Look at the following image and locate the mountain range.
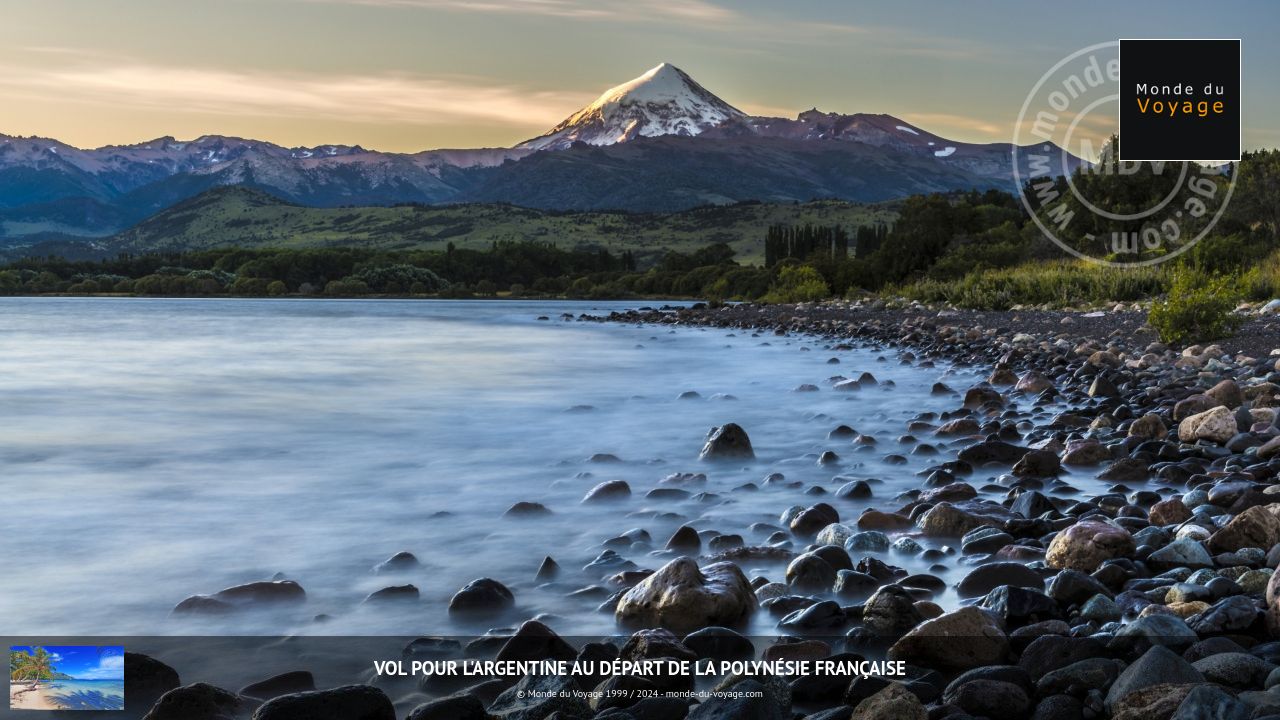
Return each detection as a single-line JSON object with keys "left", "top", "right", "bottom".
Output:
{"left": 0, "top": 63, "right": 1079, "bottom": 251}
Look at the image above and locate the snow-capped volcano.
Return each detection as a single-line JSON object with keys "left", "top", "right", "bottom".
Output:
{"left": 517, "top": 63, "right": 745, "bottom": 151}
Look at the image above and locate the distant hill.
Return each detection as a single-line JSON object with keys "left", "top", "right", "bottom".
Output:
{"left": 95, "top": 186, "right": 894, "bottom": 265}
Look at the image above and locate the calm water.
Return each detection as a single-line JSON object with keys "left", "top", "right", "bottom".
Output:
{"left": 0, "top": 298, "right": 1001, "bottom": 637}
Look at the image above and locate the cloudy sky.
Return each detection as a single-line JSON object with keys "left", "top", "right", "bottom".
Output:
{"left": 2, "top": 0, "right": 1276, "bottom": 152}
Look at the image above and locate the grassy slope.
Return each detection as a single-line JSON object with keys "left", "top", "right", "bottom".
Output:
{"left": 109, "top": 187, "right": 896, "bottom": 264}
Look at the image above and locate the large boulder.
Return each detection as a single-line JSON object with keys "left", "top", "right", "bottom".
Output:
{"left": 1045, "top": 521, "right": 1135, "bottom": 572}
{"left": 1206, "top": 505, "right": 1280, "bottom": 553}
{"left": 1177, "top": 406, "right": 1237, "bottom": 444}
{"left": 615, "top": 557, "right": 755, "bottom": 633}
{"left": 887, "top": 606, "right": 1010, "bottom": 672}
{"left": 699, "top": 424, "right": 754, "bottom": 460}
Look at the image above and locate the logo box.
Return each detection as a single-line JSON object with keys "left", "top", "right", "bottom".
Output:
{"left": 1119, "top": 39, "right": 1242, "bottom": 161}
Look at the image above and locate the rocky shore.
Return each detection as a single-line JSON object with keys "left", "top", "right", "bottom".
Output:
{"left": 122, "top": 299, "right": 1280, "bottom": 719}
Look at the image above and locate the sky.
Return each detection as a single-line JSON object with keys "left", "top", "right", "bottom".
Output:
{"left": 11, "top": 646, "right": 124, "bottom": 680}
{"left": 1, "top": 0, "right": 1277, "bottom": 153}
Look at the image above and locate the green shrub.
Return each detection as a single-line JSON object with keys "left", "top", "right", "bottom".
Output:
{"left": 763, "top": 265, "right": 831, "bottom": 303}
{"left": 267, "top": 280, "right": 288, "bottom": 296}
{"left": 1147, "top": 266, "right": 1243, "bottom": 345}
{"left": 322, "top": 278, "right": 370, "bottom": 296}
{"left": 897, "top": 260, "right": 1166, "bottom": 310}
{"left": 352, "top": 264, "right": 447, "bottom": 293}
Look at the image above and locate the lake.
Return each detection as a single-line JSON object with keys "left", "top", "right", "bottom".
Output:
{"left": 0, "top": 297, "right": 987, "bottom": 638}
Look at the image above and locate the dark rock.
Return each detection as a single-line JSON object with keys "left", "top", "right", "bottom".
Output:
{"left": 536, "top": 556, "right": 560, "bottom": 581}
{"left": 690, "top": 677, "right": 788, "bottom": 719}
{"left": 363, "top": 584, "right": 418, "bottom": 603}
{"left": 791, "top": 504, "right": 840, "bottom": 536}
{"left": 1018, "top": 635, "right": 1106, "bottom": 678}
{"left": 979, "top": 585, "right": 1060, "bottom": 626}
{"left": 958, "top": 439, "right": 1027, "bottom": 465}
{"left": 497, "top": 620, "right": 578, "bottom": 662}
{"left": 505, "top": 502, "right": 553, "bottom": 517}
{"left": 1013, "top": 451, "right": 1062, "bottom": 478}
{"left": 373, "top": 551, "right": 419, "bottom": 573}
{"left": 583, "top": 480, "right": 632, "bottom": 503}
{"left": 447, "top": 578, "right": 515, "bottom": 616}
{"left": 1169, "top": 683, "right": 1250, "bottom": 720}
{"left": 252, "top": 685, "right": 395, "bottom": 720}
{"left": 592, "top": 675, "right": 659, "bottom": 712}
{"left": 239, "top": 671, "right": 316, "bottom": 701}
{"left": 833, "top": 570, "right": 879, "bottom": 601}
{"left": 786, "top": 553, "right": 837, "bottom": 592}
{"left": 957, "top": 562, "right": 1044, "bottom": 598}
{"left": 124, "top": 652, "right": 181, "bottom": 713}
{"left": 683, "top": 627, "right": 754, "bottom": 661}
{"left": 407, "top": 695, "right": 487, "bottom": 720}
{"left": 174, "top": 581, "right": 305, "bottom": 614}
{"left": 700, "top": 424, "right": 755, "bottom": 460}
{"left": 942, "top": 679, "right": 1030, "bottom": 720}
{"left": 1046, "top": 569, "right": 1113, "bottom": 606}
{"left": 615, "top": 557, "right": 755, "bottom": 633}
{"left": 1031, "top": 694, "right": 1085, "bottom": 720}
{"left": 778, "top": 600, "right": 846, "bottom": 631}
{"left": 1188, "top": 595, "right": 1262, "bottom": 634}
{"left": 861, "top": 585, "right": 925, "bottom": 637}
{"left": 620, "top": 628, "right": 697, "bottom": 662}
{"left": 488, "top": 675, "right": 589, "bottom": 720}
{"left": 1191, "top": 651, "right": 1274, "bottom": 688}
{"left": 666, "top": 526, "right": 701, "bottom": 553}
{"left": 1104, "top": 645, "right": 1204, "bottom": 711}
{"left": 1011, "top": 490, "right": 1055, "bottom": 518}
{"left": 1035, "top": 657, "right": 1122, "bottom": 697}
{"left": 143, "top": 683, "right": 243, "bottom": 720}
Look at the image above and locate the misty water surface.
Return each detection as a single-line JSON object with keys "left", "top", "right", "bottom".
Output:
{"left": 0, "top": 298, "right": 1042, "bottom": 638}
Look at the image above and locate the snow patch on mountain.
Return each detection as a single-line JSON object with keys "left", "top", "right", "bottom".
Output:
{"left": 517, "top": 63, "right": 745, "bottom": 151}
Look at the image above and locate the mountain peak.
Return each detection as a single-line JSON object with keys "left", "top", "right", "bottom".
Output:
{"left": 517, "top": 63, "right": 744, "bottom": 151}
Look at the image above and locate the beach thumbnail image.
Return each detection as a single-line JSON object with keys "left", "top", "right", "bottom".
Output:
{"left": 9, "top": 646, "right": 124, "bottom": 711}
